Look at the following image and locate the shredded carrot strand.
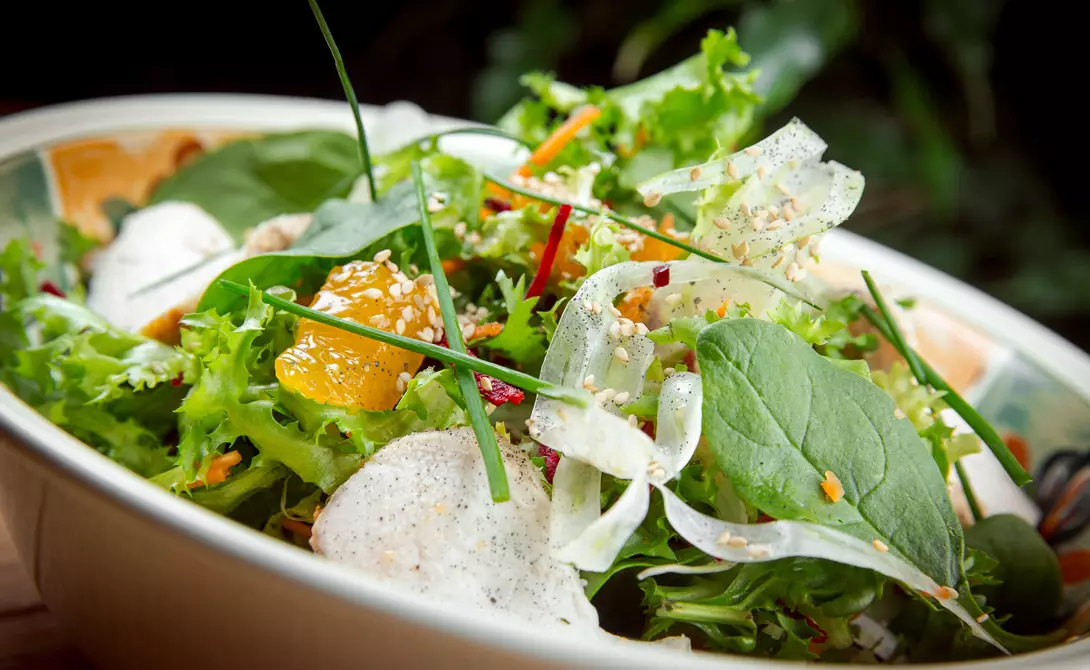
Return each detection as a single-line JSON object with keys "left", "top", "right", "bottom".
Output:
{"left": 470, "top": 322, "right": 504, "bottom": 340}
{"left": 441, "top": 258, "right": 466, "bottom": 275}
{"left": 280, "top": 518, "right": 313, "bottom": 538}
{"left": 187, "top": 451, "right": 242, "bottom": 489}
{"left": 516, "top": 106, "right": 601, "bottom": 178}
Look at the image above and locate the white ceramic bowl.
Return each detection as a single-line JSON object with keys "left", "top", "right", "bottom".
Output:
{"left": 2, "top": 95, "right": 1089, "bottom": 669}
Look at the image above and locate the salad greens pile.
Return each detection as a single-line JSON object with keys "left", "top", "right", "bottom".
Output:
{"left": 0, "top": 6, "right": 1077, "bottom": 664}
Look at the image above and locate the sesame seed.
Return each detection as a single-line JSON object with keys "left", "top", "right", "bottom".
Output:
{"left": 401, "top": 306, "right": 414, "bottom": 323}
{"left": 433, "top": 327, "right": 443, "bottom": 341}
{"left": 797, "top": 235, "right": 812, "bottom": 250}
{"left": 664, "top": 367, "right": 676, "bottom": 376}
{"left": 466, "top": 231, "right": 482, "bottom": 245}
{"left": 480, "top": 377, "right": 493, "bottom": 392}
{"left": 716, "top": 531, "right": 733, "bottom": 546}
{"left": 609, "top": 321, "right": 622, "bottom": 338}
{"left": 363, "top": 288, "right": 383, "bottom": 300}
{"left": 976, "top": 613, "right": 989, "bottom": 623}
{"left": 389, "top": 283, "right": 402, "bottom": 299}
{"left": 396, "top": 377, "right": 406, "bottom": 393}
{"left": 614, "top": 346, "right": 629, "bottom": 363}
{"left": 786, "top": 262, "right": 807, "bottom": 283}
{"left": 369, "top": 314, "right": 385, "bottom": 326}
{"left": 726, "top": 161, "right": 739, "bottom": 179}
{"left": 690, "top": 166, "right": 702, "bottom": 181}
{"left": 386, "top": 262, "right": 400, "bottom": 274}
{"left": 583, "top": 300, "right": 593, "bottom": 312}
{"left": 620, "top": 323, "right": 635, "bottom": 338}
{"left": 613, "top": 391, "right": 631, "bottom": 405}
{"left": 665, "top": 293, "right": 682, "bottom": 306}
{"left": 731, "top": 241, "right": 749, "bottom": 260}
{"left": 402, "top": 280, "right": 415, "bottom": 295}
{"left": 771, "top": 255, "right": 785, "bottom": 269}
{"left": 418, "top": 326, "right": 434, "bottom": 342}
{"left": 934, "top": 586, "right": 958, "bottom": 600}
{"left": 461, "top": 324, "right": 476, "bottom": 341}
{"left": 727, "top": 536, "right": 748, "bottom": 548}
{"left": 751, "top": 217, "right": 765, "bottom": 232}
{"left": 635, "top": 322, "right": 649, "bottom": 336}
{"left": 768, "top": 205, "right": 779, "bottom": 217}
{"left": 628, "top": 414, "right": 639, "bottom": 427}
{"left": 757, "top": 166, "right": 768, "bottom": 180}
{"left": 744, "top": 146, "right": 762, "bottom": 157}
{"left": 741, "top": 258, "right": 753, "bottom": 267}
{"left": 741, "top": 201, "right": 752, "bottom": 216}
{"left": 643, "top": 191, "right": 663, "bottom": 207}
{"left": 410, "top": 264, "right": 419, "bottom": 275}
{"left": 873, "top": 540, "right": 889, "bottom": 552}
{"left": 591, "top": 302, "right": 602, "bottom": 314}
{"left": 776, "top": 182, "right": 791, "bottom": 196}
{"left": 713, "top": 217, "right": 731, "bottom": 230}
{"left": 454, "top": 222, "right": 467, "bottom": 239}
{"left": 427, "top": 307, "right": 437, "bottom": 324}
{"left": 767, "top": 220, "right": 784, "bottom": 231}
{"left": 427, "top": 200, "right": 443, "bottom": 213}
{"left": 595, "top": 388, "right": 617, "bottom": 404}
{"left": 790, "top": 196, "right": 802, "bottom": 211}
{"left": 747, "top": 545, "right": 770, "bottom": 558}
{"left": 373, "top": 249, "right": 392, "bottom": 263}
{"left": 398, "top": 371, "right": 412, "bottom": 383}
{"left": 583, "top": 375, "right": 596, "bottom": 388}
{"left": 783, "top": 204, "right": 796, "bottom": 221}
{"left": 608, "top": 306, "right": 622, "bottom": 317}
{"left": 395, "top": 319, "right": 406, "bottom": 334}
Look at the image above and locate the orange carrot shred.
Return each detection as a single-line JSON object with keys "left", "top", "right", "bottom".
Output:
{"left": 516, "top": 106, "right": 601, "bottom": 177}
{"left": 441, "top": 258, "right": 466, "bottom": 275}
{"left": 470, "top": 322, "right": 504, "bottom": 341}
{"left": 281, "top": 518, "right": 313, "bottom": 538}
{"left": 820, "top": 470, "right": 844, "bottom": 503}
{"left": 187, "top": 451, "right": 242, "bottom": 489}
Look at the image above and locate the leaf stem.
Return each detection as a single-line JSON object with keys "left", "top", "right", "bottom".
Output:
{"left": 483, "top": 173, "right": 728, "bottom": 264}
{"left": 954, "top": 461, "right": 984, "bottom": 522}
{"left": 307, "top": 0, "right": 377, "bottom": 201}
{"left": 215, "top": 280, "right": 588, "bottom": 407}
{"left": 412, "top": 162, "right": 509, "bottom": 503}
{"left": 859, "top": 300, "right": 1031, "bottom": 487}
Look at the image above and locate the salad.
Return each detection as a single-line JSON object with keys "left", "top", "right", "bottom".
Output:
{"left": 0, "top": 5, "right": 1083, "bottom": 663}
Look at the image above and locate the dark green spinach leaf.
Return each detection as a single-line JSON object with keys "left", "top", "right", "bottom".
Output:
{"left": 697, "top": 318, "right": 964, "bottom": 588}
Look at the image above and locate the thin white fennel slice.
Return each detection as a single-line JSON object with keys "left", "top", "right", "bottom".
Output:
{"left": 658, "top": 487, "right": 1007, "bottom": 654}
{"left": 550, "top": 457, "right": 603, "bottom": 552}
{"left": 636, "top": 561, "right": 736, "bottom": 581}
{"left": 654, "top": 372, "right": 703, "bottom": 478}
{"left": 635, "top": 118, "right": 827, "bottom": 197}
{"left": 693, "top": 159, "right": 864, "bottom": 262}
{"left": 555, "top": 471, "right": 652, "bottom": 572}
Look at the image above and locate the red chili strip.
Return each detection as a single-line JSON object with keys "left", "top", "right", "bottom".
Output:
{"left": 538, "top": 445, "right": 560, "bottom": 483}
{"left": 437, "top": 336, "right": 526, "bottom": 407}
{"left": 525, "top": 204, "right": 573, "bottom": 299}
{"left": 39, "top": 281, "right": 66, "bottom": 298}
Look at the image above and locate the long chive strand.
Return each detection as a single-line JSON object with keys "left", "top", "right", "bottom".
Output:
{"left": 411, "top": 162, "right": 510, "bottom": 502}
{"left": 308, "top": 0, "right": 378, "bottom": 201}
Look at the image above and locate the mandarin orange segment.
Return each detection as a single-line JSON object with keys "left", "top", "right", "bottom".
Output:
{"left": 275, "top": 260, "right": 441, "bottom": 411}
{"left": 529, "top": 222, "right": 589, "bottom": 283}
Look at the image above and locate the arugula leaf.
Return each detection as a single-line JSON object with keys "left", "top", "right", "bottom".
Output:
{"left": 697, "top": 318, "right": 964, "bottom": 588}
{"left": 176, "top": 285, "right": 362, "bottom": 492}
{"left": 150, "top": 131, "right": 360, "bottom": 240}
{"left": 475, "top": 271, "right": 547, "bottom": 367}
{"left": 197, "top": 154, "right": 480, "bottom": 314}
{"left": 965, "top": 515, "right": 1063, "bottom": 633}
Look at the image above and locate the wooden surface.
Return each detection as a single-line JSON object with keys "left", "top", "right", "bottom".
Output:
{"left": 0, "top": 514, "right": 87, "bottom": 669}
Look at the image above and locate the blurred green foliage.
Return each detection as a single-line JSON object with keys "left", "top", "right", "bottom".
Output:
{"left": 471, "top": 0, "right": 1090, "bottom": 345}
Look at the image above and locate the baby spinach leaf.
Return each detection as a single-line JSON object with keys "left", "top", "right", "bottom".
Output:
{"left": 965, "top": 514, "right": 1063, "bottom": 633}
{"left": 697, "top": 318, "right": 964, "bottom": 588}
{"left": 197, "top": 155, "right": 480, "bottom": 314}
{"left": 150, "top": 131, "right": 360, "bottom": 241}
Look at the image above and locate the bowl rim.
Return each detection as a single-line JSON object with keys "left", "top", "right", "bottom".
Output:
{"left": 1, "top": 93, "right": 1088, "bottom": 669}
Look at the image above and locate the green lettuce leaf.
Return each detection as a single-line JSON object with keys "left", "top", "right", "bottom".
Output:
{"left": 475, "top": 271, "right": 547, "bottom": 368}
{"left": 0, "top": 238, "right": 42, "bottom": 309}
{"left": 572, "top": 219, "right": 631, "bottom": 280}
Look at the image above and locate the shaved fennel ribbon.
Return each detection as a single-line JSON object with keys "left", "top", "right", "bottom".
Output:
{"left": 530, "top": 259, "right": 1005, "bottom": 653}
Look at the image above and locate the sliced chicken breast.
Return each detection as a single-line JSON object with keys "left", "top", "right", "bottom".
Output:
{"left": 311, "top": 427, "right": 600, "bottom": 630}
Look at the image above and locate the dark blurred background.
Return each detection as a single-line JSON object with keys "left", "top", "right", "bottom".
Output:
{"left": 3, "top": 0, "right": 1089, "bottom": 350}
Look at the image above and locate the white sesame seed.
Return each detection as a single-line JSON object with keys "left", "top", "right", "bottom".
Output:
{"left": 410, "top": 264, "right": 419, "bottom": 275}
{"left": 731, "top": 241, "right": 749, "bottom": 260}
{"left": 771, "top": 255, "right": 785, "bottom": 269}
{"left": 591, "top": 302, "right": 602, "bottom": 314}
{"left": 402, "top": 280, "right": 415, "bottom": 295}
{"left": 741, "top": 201, "right": 752, "bottom": 216}
{"left": 664, "top": 367, "right": 676, "bottom": 376}
{"left": 479, "top": 377, "right": 493, "bottom": 392}
{"left": 747, "top": 545, "right": 770, "bottom": 558}
{"left": 790, "top": 196, "right": 802, "bottom": 211}
{"left": 767, "top": 220, "right": 784, "bottom": 231}
{"left": 776, "top": 182, "right": 791, "bottom": 196}
{"left": 726, "top": 161, "right": 739, "bottom": 179}
{"left": 398, "top": 371, "right": 412, "bottom": 383}
{"left": 433, "top": 327, "right": 443, "bottom": 342}
{"left": 635, "top": 322, "right": 649, "bottom": 336}
{"left": 620, "top": 323, "right": 636, "bottom": 338}
{"left": 786, "top": 262, "right": 807, "bottom": 283}
{"left": 665, "top": 293, "right": 682, "bottom": 307}
{"left": 613, "top": 391, "right": 631, "bottom": 405}
{"left": 751, "top": 217, "right": 765, "bottom": 232}
{"left": 427, "top": 307, "right": 437, "bottom": 324}
{"left": 767, "top": 205, "right": 779, "bottom": 217}
{"left": 741, "top": 258, "right": 753, "bottom": 267}
{"left": 716, "top": 531, "right": 733, "bottom": 546}
{"left": 583, "top": 300, "right": 594, "bottom": 312}
{"left": 614, "top": 346, "right": 629, "bottom": 363}
{"left": 976, "top": 613, "right": 989, "bottom": 623}
{"left": 727, "top": 536, "right": 748, "bottom": 548}
{"left": 744, "top": 146, "right": 762, "bottom": 157}
{"left": 583, "top": 375, "right": 595, "bottom": 388}
{"left": 369, "top": 314, "right": 385, "bottom": 326}
{"left": 690, "top": 166, "right": 702, "bottom": 181}
{"left": 595, "top": 388, "right": 617, "bottom": 403}
{"left": 393, "top": 271, "right": 409, "bottom": 284}
{"left": 401, "top": 306, "right": 414, "bottom": 323}
{"left": 713, "top": 217, "right": 731, "bottom": 230}
{"left": 373, "top": 249, "right": 392, "bottom": 263}
{"left": 756, "top": 166, "right": 768, "bottom": 180}
{"left": 389, "top": 283, "right": 402, "bottom": 299}
{"left": 396, "top": 377, "right": 406, "bottom": 393}
{"left": 418, "top": 327, "right": 435, "bottom": 342}
{"left": 643, "top": 191, "right": 663, "bottom": 207}
{"left": 453, "top": 222, "right": 467, "bottom": 239}
{"left": 873, "top": 540, "right": 889, "bottom": 552}
{"left": 608, "top": 305, "right": 622, "bottom": 318}
{"left": 363, "top": 288, "right": 383, "bottom": 300}
{"left": 395, "top": 319, "right": 406, "bottom": 334}
{"left": 466, "top": 231, "right": 482, "bottom": 245}
{"left": 797, "top": 235, "right": 812, "bottom": 250}
{"left": 427, "top": 200, "right": 443, "bottom": 213}
{"left": 609, "top": 321, "right": 622, "bottom": 338}
{"left": 783, "top": 204, "right": 796, "bottom": 222}
{"left": 628, "top": 414, "right": 639, "bottom": 427}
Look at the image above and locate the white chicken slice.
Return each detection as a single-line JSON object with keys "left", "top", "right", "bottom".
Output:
{"left": 311, "top": 427, "right": 600, "bottom": 631}
{"left": 86, "top": 202, "right": 240, "bottom": 332}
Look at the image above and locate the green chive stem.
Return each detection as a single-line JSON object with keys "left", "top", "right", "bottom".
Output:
{"left": 954, "top": 461, "right": 984, "bottom": 522}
